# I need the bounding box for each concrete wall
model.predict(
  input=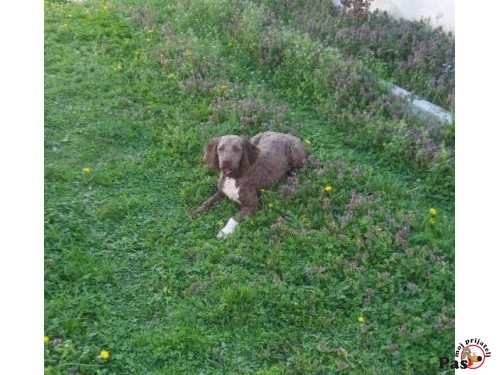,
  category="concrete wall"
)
[335,0,455,32]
